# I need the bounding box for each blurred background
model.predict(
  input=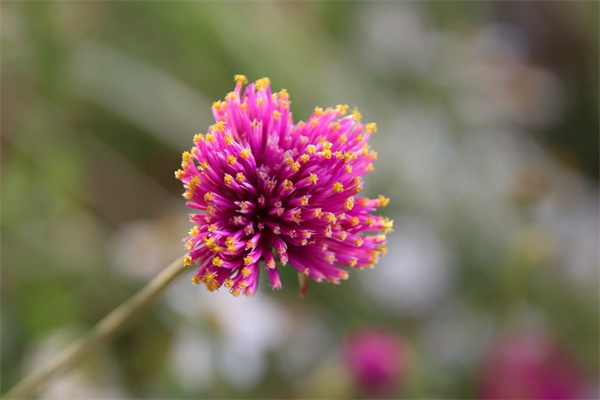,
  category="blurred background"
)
[1,1,598,398]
